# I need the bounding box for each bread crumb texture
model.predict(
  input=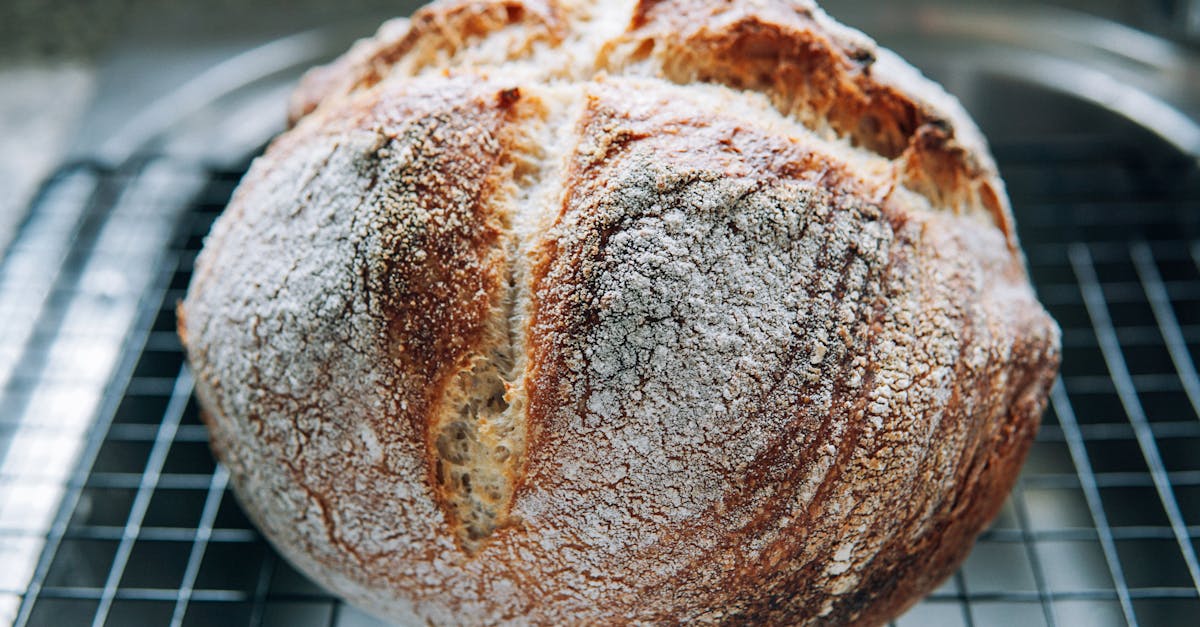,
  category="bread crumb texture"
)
[183,0,1061,624]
